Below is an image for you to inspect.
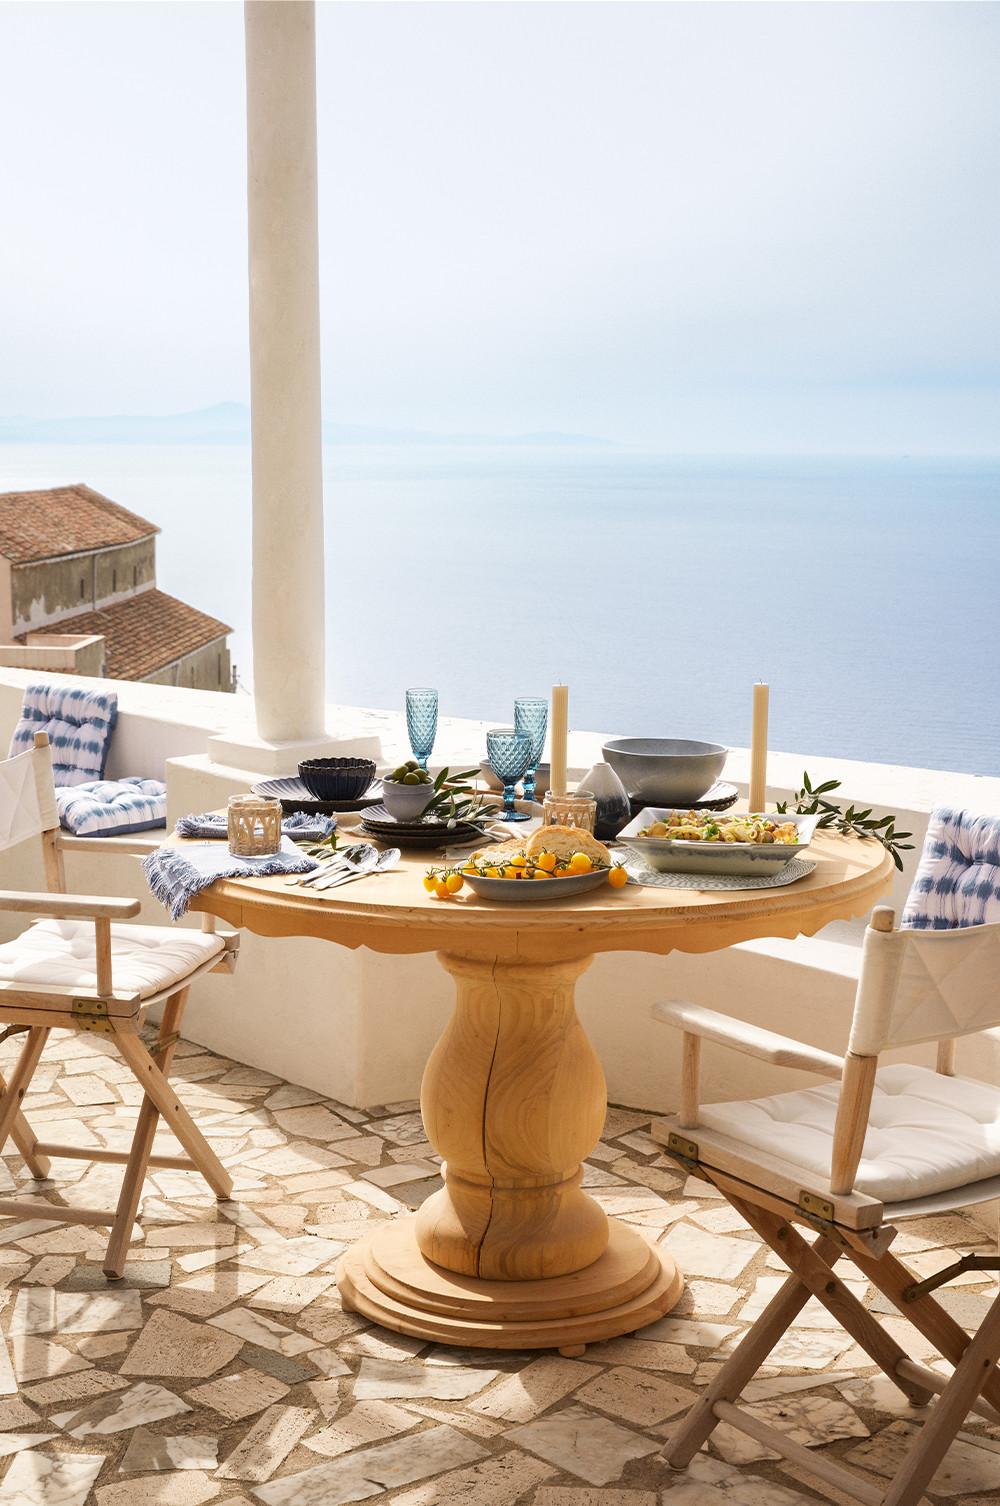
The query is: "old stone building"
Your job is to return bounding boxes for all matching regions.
[0,484,233,689]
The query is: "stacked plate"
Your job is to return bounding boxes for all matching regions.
[627,781,738,820]
[359,803,487,849]
[253,776,383,816]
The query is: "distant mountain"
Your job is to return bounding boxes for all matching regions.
[0,403,613,448]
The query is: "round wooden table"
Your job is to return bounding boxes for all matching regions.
[189,829,893,1352]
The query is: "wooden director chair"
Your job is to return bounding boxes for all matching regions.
[0,732,238,1277]
[653,904,1000,1506]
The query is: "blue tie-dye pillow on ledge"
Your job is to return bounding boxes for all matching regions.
[8,683,118,786]
[901,808,1000,930]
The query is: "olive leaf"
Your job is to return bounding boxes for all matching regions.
[775,772,914,872]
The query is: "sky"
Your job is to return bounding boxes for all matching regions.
[1,1,998,452]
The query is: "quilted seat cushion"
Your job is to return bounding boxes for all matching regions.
[901,808,1000,930]
[0,920,224,999]
[8,684,118,786]
[56,778,167,837]
[699,1062,1000,1204]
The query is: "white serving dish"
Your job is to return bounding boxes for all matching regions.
[615,808,822,877]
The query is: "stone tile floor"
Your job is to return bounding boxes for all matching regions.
[0,1031,998,1505]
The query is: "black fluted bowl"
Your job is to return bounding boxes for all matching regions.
[298,757,376,801]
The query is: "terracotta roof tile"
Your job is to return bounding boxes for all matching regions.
[18,588,231,681]
[0,484,159,563]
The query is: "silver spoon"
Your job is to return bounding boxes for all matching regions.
[314,846,400,890]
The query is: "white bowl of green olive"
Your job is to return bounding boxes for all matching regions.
[381,760,436,820]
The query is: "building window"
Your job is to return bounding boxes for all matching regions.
[80,578,85,599]
[112,569,117,592]
[133,566,137,587]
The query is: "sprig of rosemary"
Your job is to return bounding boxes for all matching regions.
[775,771,914,871]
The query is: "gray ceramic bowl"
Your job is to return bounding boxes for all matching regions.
[380,776,435,821]
[601,738,728,806]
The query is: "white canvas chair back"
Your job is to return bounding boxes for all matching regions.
[849,917,1000,1055]
[0,739,58,854]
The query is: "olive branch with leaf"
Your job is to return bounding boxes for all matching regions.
[775,772,914,872]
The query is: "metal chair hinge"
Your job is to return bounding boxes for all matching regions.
[71,999,114,1035]
[665,1132,700,1173]
[798,1189,835,1234]
[903,1253,1000,1303]
[148,1032,180,1057]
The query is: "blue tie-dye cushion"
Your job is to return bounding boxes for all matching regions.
[56,778,166,837]
[8,683,118,786]
[901,808,1000,930]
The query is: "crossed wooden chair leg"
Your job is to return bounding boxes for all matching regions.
[662,1184,1000,1506]
[0,988,233,1279]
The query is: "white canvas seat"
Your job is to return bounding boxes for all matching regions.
[0,919,225,999]
[651,805,1000,1506]
[699,1061,1000,1203]
[0,732,238,1279]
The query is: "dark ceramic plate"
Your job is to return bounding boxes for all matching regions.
[253,776,383,815]
[627,780,738,818]
[359,804,486,847]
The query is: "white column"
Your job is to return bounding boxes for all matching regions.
[245,0,326,743]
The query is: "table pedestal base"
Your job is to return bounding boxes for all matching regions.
[337,1214,683,1351]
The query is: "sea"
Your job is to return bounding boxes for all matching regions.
[2,444,998,778]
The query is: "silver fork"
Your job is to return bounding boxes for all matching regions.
[313,847,400,890]
[286,843,375,887]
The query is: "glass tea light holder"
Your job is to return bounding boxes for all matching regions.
[541,790,597,833]
[228,794,282,857]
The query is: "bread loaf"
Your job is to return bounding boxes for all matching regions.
[526,825,611,867]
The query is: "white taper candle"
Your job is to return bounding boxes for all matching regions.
[550,685,569,797]
[749,682,769,813]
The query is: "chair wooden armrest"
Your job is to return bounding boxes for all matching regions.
[653,1001,844,1079]
[0,891,142,921]
[56,834,163,856]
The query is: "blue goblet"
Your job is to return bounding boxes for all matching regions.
[405,687,438,770]
[514,697,548,805]
[486,728,531,823]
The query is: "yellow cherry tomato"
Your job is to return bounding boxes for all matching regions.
[462,864,477,876]
[608,865,628,889]
[445,872,464,894]
[503,866,519,879]
[533,868,550,879]
[567,852,593,874]
[423,874,437,893]
[535,850,557,873]
[485,866,501,878]
[434,880,450,899]
[510,853,527,869]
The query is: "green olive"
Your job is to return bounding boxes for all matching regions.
[402,772,421,785]
[405,759,419,771]
[390,766,408,782]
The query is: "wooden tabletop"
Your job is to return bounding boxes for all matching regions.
[188,828,894,963]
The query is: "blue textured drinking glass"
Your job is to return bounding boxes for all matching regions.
[486,728,531,822]
[405,687,438,770]
[514,697,548,805]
